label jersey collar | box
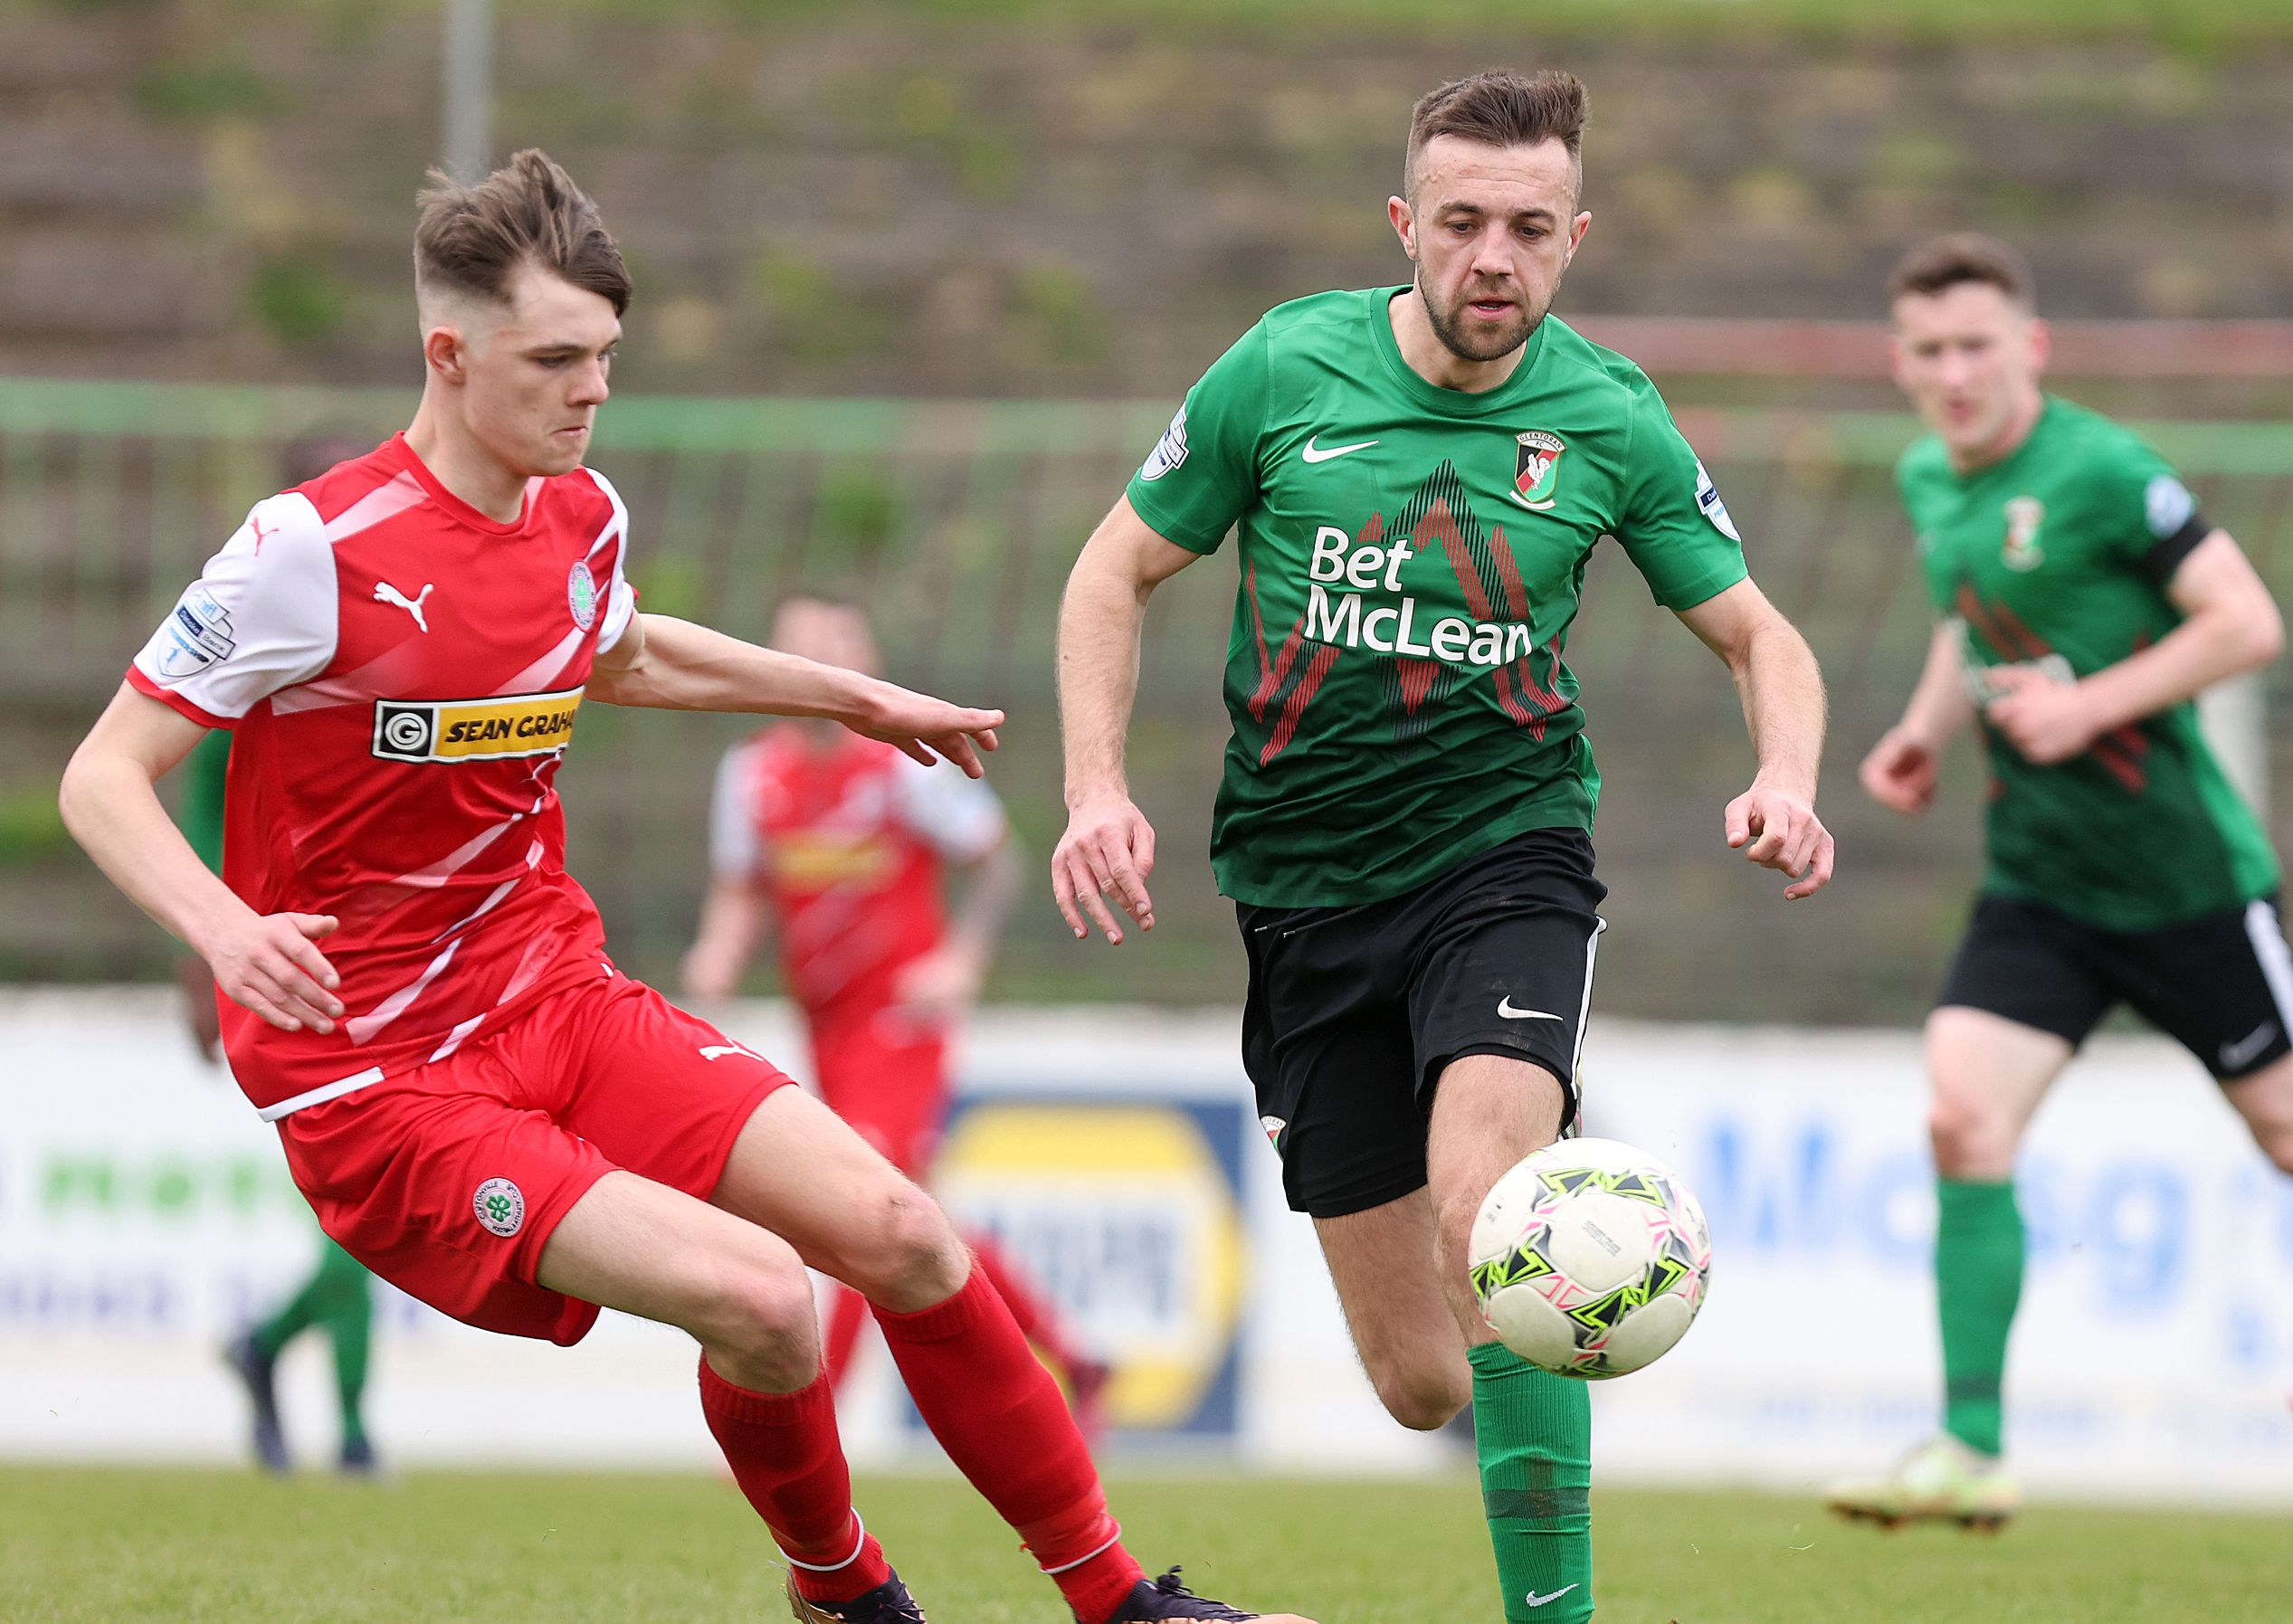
[385,432,541,537]
[1368,286,1551,417]
[1940,395,2058,489]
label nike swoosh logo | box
[1497,999,1564,1021]
[699,1044,762,1062]
[2221,1021,2278,1069]
[1302,434,1378,464]
[1526,1584,1578,1608]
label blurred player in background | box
[1833,233,2293,1529]
[61,150,1304,1624]
[196,435,386,1477]
[1055,70,1832,1624]
[683,591,1109,1424]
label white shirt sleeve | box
[130,492,338,722]
[585,467,638,655]
[709,743,766,884]
[892,755,1009,862]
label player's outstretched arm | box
[1052,495,1201,945]
[1860,621,1974,815]
[1674,578,1837,900]
[59,685,345,1034]
[590,613,1004,777]
[1984,529,2283,765]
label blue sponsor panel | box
[1677,1104,2293,1400]
[928,1092,1247,1445]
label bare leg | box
[1926,1006,2072,1179]
[1313,1192,1470,1430]
[1924,1005,2072,1467]
[2223,1049,2293,1173]
[1423,1054,1568,1337]
[706,1086,972,1312]
[1309,1054,1567,1428]
[537,1169,821,1391]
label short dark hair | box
[1887,233,2036,310]
[776,584,868,616]
[1405,69,1588,197]
[414,148,631,317]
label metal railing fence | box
[6,379,2290,1020]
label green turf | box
[3,1466,2288,1622]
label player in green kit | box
[1829,234,2293,1529]
[1053,71,1834,1622]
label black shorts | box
[1237,828,1607,1219]
[1937,892,2293,1080]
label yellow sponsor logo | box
[770,832,897,888]
[937,1104,1244,1431]
[371,686,585,764]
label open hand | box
[1983,664,2100,765]
[1053,793,1156,945]
[197,909,344,1034]
[849,683,1004,777]
[1725,783,1835,900]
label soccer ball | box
[1467,1137,1712,1380]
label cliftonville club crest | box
[1513,430,1566,511]
[2002,495,2046,572]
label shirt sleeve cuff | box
[1654,557,1752,613]
[1123,488,1228,555]
[127,665,237,730]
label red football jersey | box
[709,727,1006,1015]
[129,434,636,1119]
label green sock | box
[1470,1340,1592,1624]
[1936,1178,2022,1458]
[252,1258,328,1359]
[257,1240,375,1446]
[309,1241,376,1448]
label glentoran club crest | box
[1513,430,1566,511]
[2002,495,2046,571]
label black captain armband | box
[2138,507,2213,585]
[2135,471,2213,585]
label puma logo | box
[374,580,435,632]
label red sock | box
[874,1265,1144,1624]
[968,1229,1087,1373]
[697,1356,891,1605]
[822,1283,871,1392]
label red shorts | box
[808,1005,949,1176]
[275,973,789,1345]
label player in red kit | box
[59,150,1307,1624]
[683,593,1109,1420]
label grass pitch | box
[4,1466,2288,1623]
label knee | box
[1927,1088,2013,1180]
[838,1182,967,1312]
[1432,1186,1488,1274]
[699,1261,821,1391]
[1370,1361,1471,1432]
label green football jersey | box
[1126,287,1748,907]
[1902,394,2278,931]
